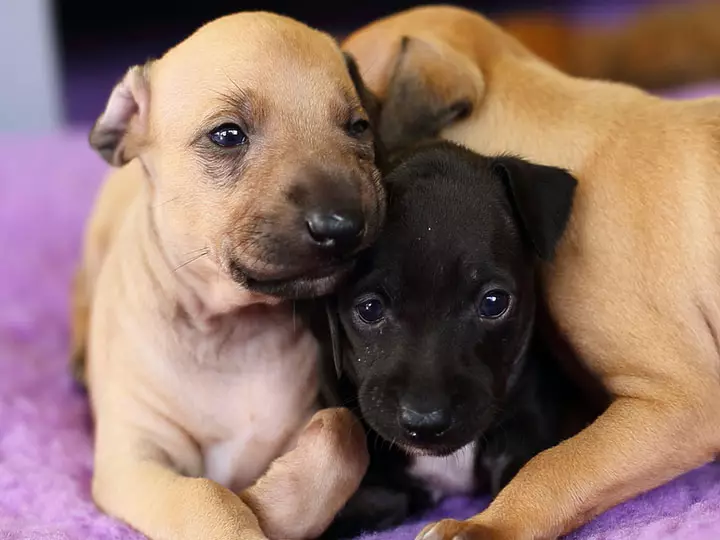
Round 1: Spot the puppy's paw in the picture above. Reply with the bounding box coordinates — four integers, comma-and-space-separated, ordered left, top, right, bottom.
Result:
300, 407, 368, 470
243, 408, 369, 540
416, 519, 499, 540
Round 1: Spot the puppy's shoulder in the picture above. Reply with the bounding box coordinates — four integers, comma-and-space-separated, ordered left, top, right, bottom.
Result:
83, 160, 145, 284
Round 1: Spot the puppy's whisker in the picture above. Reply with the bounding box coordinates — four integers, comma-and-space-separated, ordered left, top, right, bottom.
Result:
179, 247, 210, 256
173, 250, 209, 272
152, 196, 180, 208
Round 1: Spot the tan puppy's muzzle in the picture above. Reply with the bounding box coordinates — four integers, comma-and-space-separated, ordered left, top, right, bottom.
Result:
228, 154, 385, 300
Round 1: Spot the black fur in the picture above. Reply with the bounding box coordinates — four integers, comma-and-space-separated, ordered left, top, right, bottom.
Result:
319, 141, 604, 538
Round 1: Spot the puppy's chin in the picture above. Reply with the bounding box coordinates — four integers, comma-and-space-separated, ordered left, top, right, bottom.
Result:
396, 441, 470, 458
230, 260, 353, 300
393, 432, 480, 458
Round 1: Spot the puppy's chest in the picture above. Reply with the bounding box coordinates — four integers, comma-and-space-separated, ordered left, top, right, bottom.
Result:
408, 443, 478, 502
167, 314, 320, 490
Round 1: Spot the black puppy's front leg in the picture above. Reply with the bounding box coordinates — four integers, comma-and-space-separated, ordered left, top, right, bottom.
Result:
478, 417, 554, 497
321, 484, 413, 540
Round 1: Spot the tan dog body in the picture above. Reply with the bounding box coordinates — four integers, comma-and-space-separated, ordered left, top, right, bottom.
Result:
72, 12, 384, 540
344, 6, 720, 539
496, 1, 720, 90
88, 163, 319, 489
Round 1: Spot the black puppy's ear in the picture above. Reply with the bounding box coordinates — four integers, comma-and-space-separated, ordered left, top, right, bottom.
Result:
379, 36, 484, 153
494, 157, 578, 261
325, 298, 344, 380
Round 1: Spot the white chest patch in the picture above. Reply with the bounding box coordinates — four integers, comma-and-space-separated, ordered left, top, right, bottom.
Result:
408, 442, 478, 501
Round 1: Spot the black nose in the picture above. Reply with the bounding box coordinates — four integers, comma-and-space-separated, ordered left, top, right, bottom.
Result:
306, 211, 364, 252
398, 401, 452, 440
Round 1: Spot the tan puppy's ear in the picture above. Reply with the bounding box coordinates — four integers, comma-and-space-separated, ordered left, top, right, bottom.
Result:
343, 52, 389, 167
344, 53, 382, 130
379, 36, 485, 153
89, 64, 151, 166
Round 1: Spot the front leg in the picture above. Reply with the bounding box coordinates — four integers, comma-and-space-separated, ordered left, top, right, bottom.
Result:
417, 390, 719, 540
92, 421, 269, 540
241, 408, 369, 540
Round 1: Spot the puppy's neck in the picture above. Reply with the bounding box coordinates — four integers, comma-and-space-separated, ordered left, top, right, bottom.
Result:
450, 54, 647, 174
132, 188, 283, 332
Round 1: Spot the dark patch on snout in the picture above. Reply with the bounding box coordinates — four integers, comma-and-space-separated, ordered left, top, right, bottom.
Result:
233, 164, 383, 300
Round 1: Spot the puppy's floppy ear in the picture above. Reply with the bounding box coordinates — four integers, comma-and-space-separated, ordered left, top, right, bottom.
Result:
344, 53, 382, 129
89, 63, 151, 166
493, 157, 578, 261
380, 36, 485, 152
344, 52, 389, 169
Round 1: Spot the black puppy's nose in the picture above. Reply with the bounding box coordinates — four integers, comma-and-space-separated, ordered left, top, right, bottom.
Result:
306, 211, 364, 251
398, 401, 452, 440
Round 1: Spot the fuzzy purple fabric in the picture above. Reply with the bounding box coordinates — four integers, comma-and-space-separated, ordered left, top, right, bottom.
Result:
1, 83, 720, 540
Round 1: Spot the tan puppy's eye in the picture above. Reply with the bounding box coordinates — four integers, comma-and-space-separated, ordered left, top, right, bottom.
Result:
347, 118, 370, 138
208, 123, 248, 147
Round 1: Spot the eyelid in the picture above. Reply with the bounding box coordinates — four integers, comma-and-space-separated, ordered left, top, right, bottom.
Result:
353, 291, 385, 306
189, 114, 251, 148
477, 278, 515, 297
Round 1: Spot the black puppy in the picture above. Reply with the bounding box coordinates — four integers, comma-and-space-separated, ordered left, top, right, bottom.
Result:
321, 141, 605, 538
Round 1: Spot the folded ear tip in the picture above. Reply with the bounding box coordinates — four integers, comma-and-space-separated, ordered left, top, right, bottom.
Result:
88, 64, 150, 166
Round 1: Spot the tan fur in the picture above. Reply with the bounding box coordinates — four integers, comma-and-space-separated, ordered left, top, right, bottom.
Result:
72, 12, 381, 540
495, 1, 720, 90
344, 6, 720, 539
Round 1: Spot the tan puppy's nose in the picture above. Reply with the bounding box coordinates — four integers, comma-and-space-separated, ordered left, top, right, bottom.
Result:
305, 210, 365, 253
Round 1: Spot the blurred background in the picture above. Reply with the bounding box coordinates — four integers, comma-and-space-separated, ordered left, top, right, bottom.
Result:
1, 0, 719, 133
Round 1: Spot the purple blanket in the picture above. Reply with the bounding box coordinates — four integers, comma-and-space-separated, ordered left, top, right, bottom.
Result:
1, 83, 720, 540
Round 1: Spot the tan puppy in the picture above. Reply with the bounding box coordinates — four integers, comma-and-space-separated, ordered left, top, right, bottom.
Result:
343, 6, 720, 540
71, 12, 385, 540
495, 1, 720, 91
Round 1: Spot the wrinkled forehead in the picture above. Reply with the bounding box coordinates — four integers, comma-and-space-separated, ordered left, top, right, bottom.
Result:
149, 22, 358, 138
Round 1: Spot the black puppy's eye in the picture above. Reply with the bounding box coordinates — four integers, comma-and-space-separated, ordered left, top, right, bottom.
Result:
347, 118, 370, 138
354, 296, 385, 324
478, 289, 511, 319
209, 123, 248, 147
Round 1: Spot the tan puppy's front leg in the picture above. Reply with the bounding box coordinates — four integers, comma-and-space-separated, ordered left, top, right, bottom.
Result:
417, 381, 718, 540
242, 408, 369, 540
93, 424, 269, 540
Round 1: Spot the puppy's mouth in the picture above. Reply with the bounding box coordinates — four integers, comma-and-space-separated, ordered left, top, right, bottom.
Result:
395, 437, 471, 458
230, 260, 354, 300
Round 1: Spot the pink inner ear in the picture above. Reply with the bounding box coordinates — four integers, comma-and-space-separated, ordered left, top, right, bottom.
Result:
100, 77, 139, 132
